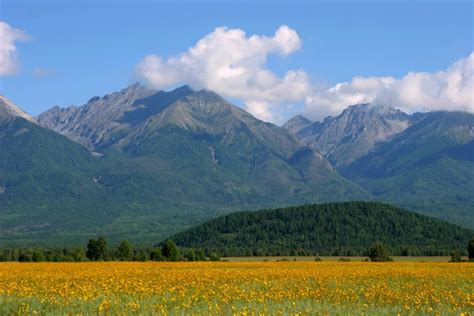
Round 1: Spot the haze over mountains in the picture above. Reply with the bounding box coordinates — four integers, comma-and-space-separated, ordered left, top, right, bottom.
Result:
0, 83, 472, 245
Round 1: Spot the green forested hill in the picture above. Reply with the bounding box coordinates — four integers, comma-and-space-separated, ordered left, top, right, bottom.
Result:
170, 202, 473, 256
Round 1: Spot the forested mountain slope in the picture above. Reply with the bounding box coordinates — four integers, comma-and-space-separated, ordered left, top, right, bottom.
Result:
170, 202, 473, 256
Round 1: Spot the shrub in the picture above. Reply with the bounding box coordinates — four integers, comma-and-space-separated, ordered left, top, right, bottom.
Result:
209, 253, 220, 262
450, 249, 462, 262
368, 242, 392, 262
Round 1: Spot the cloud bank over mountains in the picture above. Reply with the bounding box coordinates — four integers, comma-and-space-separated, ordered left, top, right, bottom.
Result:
137, 25, 473, 122
1, 21, 472, 122
0, 21, 30, 76
306, 53, 474, 120
136, 25, 311, 122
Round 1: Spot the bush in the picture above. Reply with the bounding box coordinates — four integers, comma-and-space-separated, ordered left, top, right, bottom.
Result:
32, 251, 45, 262
368, 242, 392, 262
185, 249, 197, 262
150, 248, 164, 261
72, 248, 87, 262
209, 253, 220, 261
162, 240, 180, 261
450, 249, 462, 262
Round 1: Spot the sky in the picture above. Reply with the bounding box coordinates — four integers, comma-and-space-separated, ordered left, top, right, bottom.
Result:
0, 0, 472, 124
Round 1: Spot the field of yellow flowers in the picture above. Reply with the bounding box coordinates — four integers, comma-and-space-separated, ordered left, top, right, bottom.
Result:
0, 261, 473, 315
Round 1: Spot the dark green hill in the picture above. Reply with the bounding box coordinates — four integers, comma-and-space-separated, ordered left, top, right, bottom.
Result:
343, 111, 474, 228
169, 202, 473, 256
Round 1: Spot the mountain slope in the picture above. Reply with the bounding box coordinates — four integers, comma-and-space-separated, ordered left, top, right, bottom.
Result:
285, 104, 413, 168
170, 201, 473, 256
0, 115, 109, 244
0, 115, 232, 246
343, 111, 474, 227
0, 96, 35, 123
283, 115, 312, 135
96, 88, 368, 209
2, 88, 369, 246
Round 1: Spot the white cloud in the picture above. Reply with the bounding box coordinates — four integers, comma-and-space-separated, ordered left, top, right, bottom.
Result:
305, 53, 474, 120
136, 25, 473, 123
136, 25, 311, 122
0, 21, 30, 76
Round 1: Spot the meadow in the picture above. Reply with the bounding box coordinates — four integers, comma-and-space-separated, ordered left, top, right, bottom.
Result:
0, 261, 473, 315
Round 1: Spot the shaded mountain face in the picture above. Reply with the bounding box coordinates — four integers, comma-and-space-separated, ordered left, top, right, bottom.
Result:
110, 88, 368, 206
36, 85, 367, 206
1, 87, 368, 246
285, 104, 414, 168
0, 116, 106, 244
342, 111, 474, 227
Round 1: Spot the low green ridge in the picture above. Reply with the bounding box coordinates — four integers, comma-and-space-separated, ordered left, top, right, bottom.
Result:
170, 201, 473, 256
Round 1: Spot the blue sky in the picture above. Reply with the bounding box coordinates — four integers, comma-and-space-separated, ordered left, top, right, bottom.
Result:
0, 0, 472, 122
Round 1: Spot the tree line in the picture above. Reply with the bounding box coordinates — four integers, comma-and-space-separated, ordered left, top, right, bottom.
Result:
0, 238, 220, 262
0, 238, 473, 262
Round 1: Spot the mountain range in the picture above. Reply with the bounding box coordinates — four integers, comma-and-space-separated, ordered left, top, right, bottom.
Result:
0, 85, 365, 246
1, 83, 472, 245
284, 105, 474, 227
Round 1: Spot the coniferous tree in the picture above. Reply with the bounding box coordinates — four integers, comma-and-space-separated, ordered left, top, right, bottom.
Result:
86, 237, 108, 261
117, 240, 133, 261
468, 239, 474, 261
162, 240, 180, 261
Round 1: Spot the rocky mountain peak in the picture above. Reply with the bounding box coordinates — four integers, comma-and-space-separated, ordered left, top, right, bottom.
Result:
283, 115, 312, 135
285, 103, 414, 168
341, 103, 409, 120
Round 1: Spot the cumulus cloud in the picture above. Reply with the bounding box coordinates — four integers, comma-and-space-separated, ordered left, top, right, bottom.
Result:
136, 25, 473, 123
305, 53, 474, 120
0, 21, 30, 76
136, 25, 312, 122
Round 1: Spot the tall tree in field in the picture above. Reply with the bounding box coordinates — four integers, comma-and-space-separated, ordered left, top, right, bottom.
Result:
117, 240, 133, 261
468, 239, 474, 261
162, 240, 180, 261
86, 237, 108, 261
